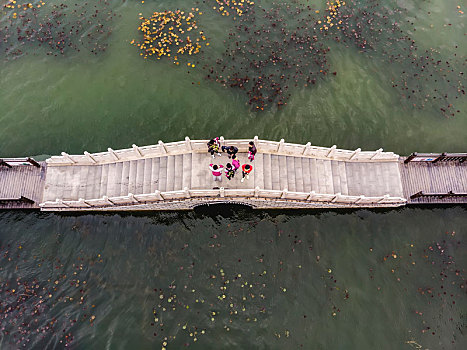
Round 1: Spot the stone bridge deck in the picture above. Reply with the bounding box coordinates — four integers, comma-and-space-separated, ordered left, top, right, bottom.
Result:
43, 152, 403, 203
2, 138, 465, 211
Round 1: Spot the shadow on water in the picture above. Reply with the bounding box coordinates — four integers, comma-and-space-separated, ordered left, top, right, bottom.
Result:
6, 203, 466, 224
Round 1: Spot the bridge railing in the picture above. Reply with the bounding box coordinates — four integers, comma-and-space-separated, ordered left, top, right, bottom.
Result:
404, 152, 467, 163
46, 137, 398, 166
39, 187, 406, 209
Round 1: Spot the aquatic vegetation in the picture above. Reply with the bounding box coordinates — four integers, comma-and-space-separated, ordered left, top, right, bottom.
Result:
0, 242, 105, 348
195, 0, 464, 115
211, 0, 255, 17
149, 222, 350, 349
3, 0, 46, 11
319, 0, 345, 31
133, 9, 207, 63
334, 0, 465, 117
203, 2, 331, 110
377, 231, 466, 345
0, 0, 116, 58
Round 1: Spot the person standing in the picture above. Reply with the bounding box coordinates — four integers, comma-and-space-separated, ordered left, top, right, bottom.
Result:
207, 137, 222, 158
248, 141, 257, 162
225, 163, 235, 180
231, 155, 240, 172
209, 163, 224, 182
241, 164, 253, 182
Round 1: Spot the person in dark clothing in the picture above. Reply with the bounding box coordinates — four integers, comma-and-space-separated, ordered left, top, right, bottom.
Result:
221, 145, 238, 158
225, 163, 235, 180
248, 141, 257, 162
207, 137, 222, 158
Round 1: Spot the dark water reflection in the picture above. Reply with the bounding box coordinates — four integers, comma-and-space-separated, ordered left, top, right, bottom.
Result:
0, 207, 466, 349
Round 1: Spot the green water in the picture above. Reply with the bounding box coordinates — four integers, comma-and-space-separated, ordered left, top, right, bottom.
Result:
0, 0, 466, 349
0, 0, 465, 155
0, 208, 466, 349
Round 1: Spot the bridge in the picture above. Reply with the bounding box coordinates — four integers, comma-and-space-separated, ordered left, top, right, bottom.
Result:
1, 138, 466, 211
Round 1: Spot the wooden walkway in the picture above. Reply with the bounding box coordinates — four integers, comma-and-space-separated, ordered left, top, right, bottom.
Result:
42, 152, 404, 202
0, 162, 46, 209
399, 158, 467, 204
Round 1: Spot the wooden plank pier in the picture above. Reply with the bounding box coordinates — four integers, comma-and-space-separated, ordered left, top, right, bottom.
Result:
399, 153, 467, 205
0, 140, 466, 211
0, 159, 46, 209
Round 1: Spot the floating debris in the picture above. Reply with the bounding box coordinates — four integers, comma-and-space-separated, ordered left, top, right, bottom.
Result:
133, 9, 207, 63
211, 0, 255, 17
0, 0, 116, 58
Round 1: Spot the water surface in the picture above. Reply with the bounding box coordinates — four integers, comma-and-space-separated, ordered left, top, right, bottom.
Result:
0, 0, 466, 349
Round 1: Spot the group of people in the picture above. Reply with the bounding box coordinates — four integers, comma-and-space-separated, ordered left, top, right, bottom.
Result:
207, 138, 257, 183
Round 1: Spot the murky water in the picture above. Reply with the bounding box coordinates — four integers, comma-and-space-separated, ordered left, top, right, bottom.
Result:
0, 208, 466, 349
0, 0, 465, 156
0, 0, 466, 349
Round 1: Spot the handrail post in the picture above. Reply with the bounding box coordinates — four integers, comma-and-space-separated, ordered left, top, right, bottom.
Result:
326, 145, 336, 158
128, 193, 138, 203
19, 196, 34, 204
157, 141, 167, 154
331, 193, 342, 203
108, 148, 119, 161
410, 191, 423, 199
155, 190, 164, 200
61, 152, 76, 164
281, 188, 288, 199
302, 142, 311, 155
254, 135, 259, 149
184, 187, 191, 198
355, 195, 365, 204
404, 153, 417, 164
254, 186, 260, 198
185, 136, 192, 151
349, 148, 361, 160
26, 157, 41, 168
277, 139, 285, 153
307, 191, 316, 201
433, 152, 446, 163
78, 198, 91, 207
56, 199, 69, 207
370, 148, 383, 160
220, 187, 225, 198
133, 144, 143, 157
103, 196, 114, 205
84, 151, 97, 164
377, 194, 390, 203
0, 159, 12, 168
